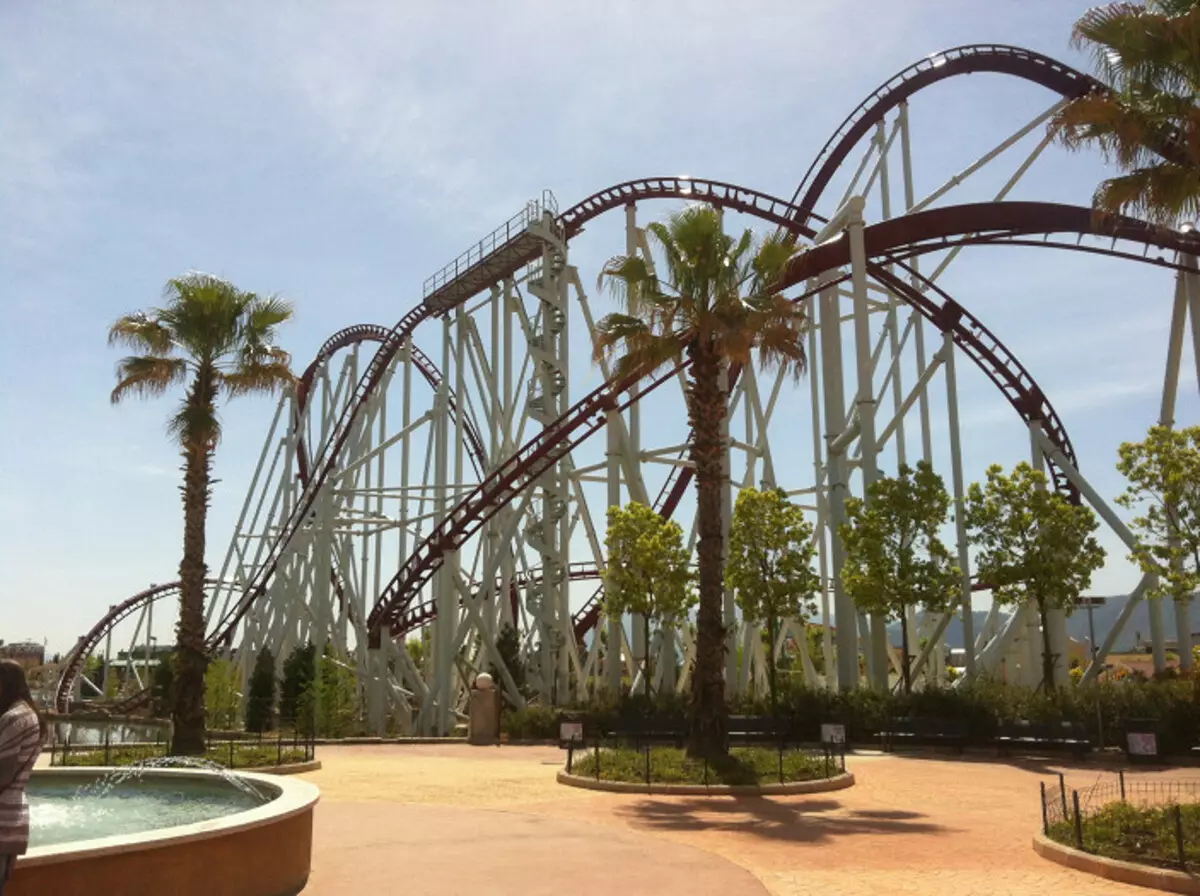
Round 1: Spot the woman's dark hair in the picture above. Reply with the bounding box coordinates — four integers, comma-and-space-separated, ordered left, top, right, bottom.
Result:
0, 659, 47, 740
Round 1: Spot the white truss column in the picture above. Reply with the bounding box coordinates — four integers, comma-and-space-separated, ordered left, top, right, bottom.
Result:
819, 271, 858, 690
605, 393, 624, 693
526, 211, 572, 704
941, 323, 975, 680
846, 197, 889, 690
431, 319, 457, 735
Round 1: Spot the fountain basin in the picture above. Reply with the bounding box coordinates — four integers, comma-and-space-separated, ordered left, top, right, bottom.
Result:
10, 767, 318, 896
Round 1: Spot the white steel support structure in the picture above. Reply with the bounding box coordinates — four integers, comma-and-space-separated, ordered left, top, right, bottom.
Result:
63, 49, 1200, 734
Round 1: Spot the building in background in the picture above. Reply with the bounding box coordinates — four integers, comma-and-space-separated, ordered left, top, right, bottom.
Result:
0, 640, 46, 671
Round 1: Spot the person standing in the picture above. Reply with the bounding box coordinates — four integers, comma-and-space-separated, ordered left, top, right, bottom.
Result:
0, 660, 45, 895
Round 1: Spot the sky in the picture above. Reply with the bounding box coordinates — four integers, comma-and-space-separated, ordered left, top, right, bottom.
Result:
1, 1, 1193, 656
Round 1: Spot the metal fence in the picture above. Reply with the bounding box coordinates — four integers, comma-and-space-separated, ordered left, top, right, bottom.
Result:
565, 739, 846, 787
48, 728, 316, 770
1041, 773, 1200, 870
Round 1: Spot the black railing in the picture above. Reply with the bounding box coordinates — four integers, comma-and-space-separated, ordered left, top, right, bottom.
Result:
1041, 773, 1200, 870
48, 728, 316, 770
564, 737, 846, 788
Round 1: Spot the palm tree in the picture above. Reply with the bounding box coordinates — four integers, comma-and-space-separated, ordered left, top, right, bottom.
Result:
594, 206, 808, 758
1052, 0, 1200, 225
109, 273, 294, 754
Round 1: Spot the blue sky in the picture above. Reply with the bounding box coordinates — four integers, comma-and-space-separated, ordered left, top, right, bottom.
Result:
1, 1, 1190, 654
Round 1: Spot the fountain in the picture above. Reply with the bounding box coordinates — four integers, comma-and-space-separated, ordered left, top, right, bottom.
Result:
9, 761, 318, 896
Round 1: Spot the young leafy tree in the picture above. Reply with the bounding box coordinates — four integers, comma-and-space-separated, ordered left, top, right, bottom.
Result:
1051, 0, 1200, 225
595, 205, 808, 758
279, 642, 316, 727
244, 647, 277, 733
726, 487, 819, 717
1116, 425, 1200, 605
489, 624, 526, 698
204, 658, 241, 731
604, 502, 695, 700
109, 273, 294, 754
839, 462, 960, 693
965, 463, 1106, 691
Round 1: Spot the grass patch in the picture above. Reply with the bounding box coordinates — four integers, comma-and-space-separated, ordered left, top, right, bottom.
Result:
1048, 802, 1200, 870
54, 743, 310, 769
569, 745, 839, 786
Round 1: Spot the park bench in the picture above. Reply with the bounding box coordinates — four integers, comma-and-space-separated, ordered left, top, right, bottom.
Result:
994, 720, 1091, 759
603, 715, 687, 747
878, 716, 967, 753
728, 714, 793, 746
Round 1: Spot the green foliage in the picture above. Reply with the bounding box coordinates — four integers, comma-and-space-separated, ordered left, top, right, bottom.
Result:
1117, 425, 1200, 602
279, 643, 316, 726
244, 647, 276, 733
604, 502, 695, 695
489, 624, 527, 698
499, 704, 562, 740
570, 745, 832, 786
298, 647, 360, 738
965, 463, 1106, 690
151, 653, 176, 718
204, 658, 241, 730
55, 741, 308, 769
593, 205, 809, 384
1048, 801, 1200, 870
727, 486, 819, 712
1051, 1, 1200, 225
841, 462, 960, 692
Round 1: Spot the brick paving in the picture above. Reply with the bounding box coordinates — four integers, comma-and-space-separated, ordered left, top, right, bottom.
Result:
299, 744, 1200, 895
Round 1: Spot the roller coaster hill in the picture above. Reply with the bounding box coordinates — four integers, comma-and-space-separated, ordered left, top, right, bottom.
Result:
55, 45, 1200, 736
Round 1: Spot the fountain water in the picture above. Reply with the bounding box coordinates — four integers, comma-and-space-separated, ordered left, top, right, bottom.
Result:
73, 755, 271, 803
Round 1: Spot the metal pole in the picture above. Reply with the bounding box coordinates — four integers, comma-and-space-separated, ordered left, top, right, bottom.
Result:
943, 330, 974, 679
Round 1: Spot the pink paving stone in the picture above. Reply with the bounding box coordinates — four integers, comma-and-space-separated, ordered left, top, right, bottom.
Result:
300, 744, 1200, 895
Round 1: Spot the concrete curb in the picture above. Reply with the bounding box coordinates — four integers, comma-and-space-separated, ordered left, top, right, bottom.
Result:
556, 768, 855, 796
311, 736, 469, 745
250, 760, 322, 775
1033, 833, 1200, 894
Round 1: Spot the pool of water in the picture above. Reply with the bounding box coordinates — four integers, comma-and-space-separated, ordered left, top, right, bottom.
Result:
52, 721, 169, 746
29, 776, 266, 847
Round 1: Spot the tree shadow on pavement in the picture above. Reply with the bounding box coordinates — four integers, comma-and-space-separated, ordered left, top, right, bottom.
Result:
612, 796, 947, 844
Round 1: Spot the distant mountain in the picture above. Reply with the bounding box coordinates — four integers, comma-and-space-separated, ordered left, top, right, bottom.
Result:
884, 597, 1190, 653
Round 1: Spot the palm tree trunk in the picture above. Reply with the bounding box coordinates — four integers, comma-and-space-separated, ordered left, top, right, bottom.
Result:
686, 341, 729, 759
173, 419, 214, 755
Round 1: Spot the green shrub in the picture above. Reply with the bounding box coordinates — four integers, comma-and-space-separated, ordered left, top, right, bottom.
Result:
204, 658, 241, 730
571, 746, 832, 785
279, 643, 316, 726
244, 647, 276, 733
1048, 801, 1200, 869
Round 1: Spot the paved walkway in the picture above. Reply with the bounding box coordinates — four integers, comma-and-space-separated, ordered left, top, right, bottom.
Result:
299, 745, 1198, 895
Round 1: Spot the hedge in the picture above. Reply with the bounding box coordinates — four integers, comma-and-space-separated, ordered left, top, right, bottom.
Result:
501, 678, 1200, 752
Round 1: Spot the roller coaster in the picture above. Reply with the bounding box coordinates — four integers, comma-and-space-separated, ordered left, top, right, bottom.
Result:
57, 45, 1200, 734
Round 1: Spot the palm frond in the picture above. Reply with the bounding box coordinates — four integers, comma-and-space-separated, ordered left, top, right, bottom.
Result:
168, 398, 221, 449
220, 359, 296, 398
110, 356, 189, 404
610, 332, 687, 383
242, 295, 295, 346
108, 313, 175, 355
1095, 161, 1200, 223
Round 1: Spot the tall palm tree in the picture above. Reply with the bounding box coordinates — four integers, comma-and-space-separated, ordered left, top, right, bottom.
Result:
1052, 0, 1200, 225
595, 205, 808, 758
109, 273, 294, 754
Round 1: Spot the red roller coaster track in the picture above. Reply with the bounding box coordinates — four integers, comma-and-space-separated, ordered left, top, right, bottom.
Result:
61, 44, 1200, 712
